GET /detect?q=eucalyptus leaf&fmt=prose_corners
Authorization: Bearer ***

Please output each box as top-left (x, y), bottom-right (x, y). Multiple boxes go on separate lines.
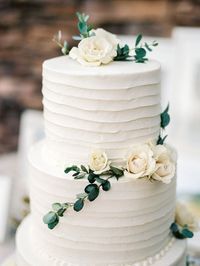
top-left (114, 44), bottom-right (130, 61)
top-left (102, 180), bottom-right (111, 191)
top-left (135, 34), bottom-right (142, 47)
top-left (78, 21), bottom-right (88, 35)
top-left (57, 208), bottom-right (66, 217)
top-left (72, 172), bottom-right (80, 177)
top-left (157, 134), bottom-right (168, 145)
top-left (170, 222), bottom-right (179, 233)
top-left (110, 166), bottom-right (124, 178)
top-left (153, 40), bottom-right (158, 46)
top-left (181, 228), bottom-right (194, 238)
top-left (85, 184), bottom-right (98, 194)
top-left (74, 172), bottom-right (86, 179)
top-left (88, 173), bottom-right (97, 183)
top-left (61, 41), bottom-right (69, 55)
top-left (72, 35), bottom-right (82, 41)
top-left (64, 165), bottom-right (80, 174)
top-left (52, 203), bottom-right (62, 212)
top-left (88, 186), bottom-right (99, 201)
top-left (74, 198), bottom-right (84, 212)
top-left (145, 42), bottom-right (152, 52)
top-left (43, 211), bottom-right (58, 225)
top-left (160, 104), bottom-right (170, 129)
top-left (81, 165), bottom-right (88, 173)
top-left (135, 48), bottom-right (146, 58)
top-left (48, 219), bottom-right (59, 230)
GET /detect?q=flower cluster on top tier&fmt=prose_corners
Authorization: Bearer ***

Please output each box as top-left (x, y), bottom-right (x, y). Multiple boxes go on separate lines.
top-left (53, 12), bottom-right (158, 66)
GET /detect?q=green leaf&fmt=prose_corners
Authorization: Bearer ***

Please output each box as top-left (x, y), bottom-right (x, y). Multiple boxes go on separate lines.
top-left (102, 180), bottom-right (111, 191)
top-left (76, 12), bottom-right (89, 23)
top-left (117, 44), bottom-right (122, 56)
top-left (85, 184), bottom-right (98, 194)
top-left (110, 166), bottom-right (124, 178)
top-left (52, 203), bottom-right (62, 212)
top-left (61, 41), bottom-right (69, 55)
top-left (57, 208), bottom-right (66, 217)
top-left (81, 165), bottom-right (88, 173)
top-left (99, 170), bottom-right (112, 176)
top-left (85, 184), bottom-right (99, 201)
top-left (74, 198), bottom-right (84, 212)
top-left (72, 172), bottom-right (80, 177)
top-left (64, 165), bottom-right (80, 174)
top-left (43, 211), bottom-right (58, 225)
top-left (72, 35), bottom-right (82, 41)
top-left (114, 44), bottom-right (131, 61)
top-left (169, 222), bottom-right (191, 239)
top-left (161, 113), bottom-right (170, 129)
top-left (160, 104), bottom-right (170, 129)
top-left (181, 228), bottom-right (194, 238)
top-left (78, 21), bottom-right (88, 35)
top-left (48, 219), bottom-right (59, 230)
top-left (145, 42), bottom-right (152, 52)
top-left (135, 34), bottom-right (142, 47)
top-left (170, 222), bottom-right (179, 233)
top-left (88, 173), bottom-right (97, 183)
top-left (87, 24), bottom-right (93, 32)
top-left (123, 44), bottom-right (129, 54)
top-left (157, 135), bottom-right (168, 145)
top-left (88, 186), bottom-right (99, 201)
top-left (74, 173), bottom-right (86, 179)
top-left (152, 40), bottom-right (159, 46)
top-left (135, 48), bottom-right (146, 58)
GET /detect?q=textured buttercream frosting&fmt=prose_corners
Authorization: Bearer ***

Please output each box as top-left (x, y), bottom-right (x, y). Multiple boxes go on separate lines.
top-left (16, 216), bottom-right (186, 266)
top-left (15, 56), bottom-right (183, 265)
top-left (42, 56), bottom-right (161, 167)
top-left (22, 141), bottom-right (177, 265)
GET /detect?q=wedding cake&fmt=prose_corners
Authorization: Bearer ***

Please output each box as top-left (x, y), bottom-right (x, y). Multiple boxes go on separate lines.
top-left (15, 13), bottom-right (198, 266)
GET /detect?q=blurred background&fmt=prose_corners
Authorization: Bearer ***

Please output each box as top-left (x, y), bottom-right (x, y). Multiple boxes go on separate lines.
top-left (0, 0), bottom-right (200, 265)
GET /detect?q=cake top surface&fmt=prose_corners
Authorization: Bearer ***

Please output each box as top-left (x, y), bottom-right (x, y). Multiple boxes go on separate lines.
top-left (43, 55), bottom-right (161, 77)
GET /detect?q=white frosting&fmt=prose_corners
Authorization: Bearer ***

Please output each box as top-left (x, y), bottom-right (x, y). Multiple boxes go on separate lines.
top-left (42, 56), bottom-right (161, 167)
top-left (14, 56), bottom-right (184, 266)
top-left (19, 141), bottom-right (178, 265)
top-left (16, 216), bottom-right (187, 266)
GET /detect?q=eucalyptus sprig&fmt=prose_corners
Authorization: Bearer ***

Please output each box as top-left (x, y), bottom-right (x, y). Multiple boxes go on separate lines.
top-left (53, 30), bottom-right (69, 55)
top-left (73, 12), bottom-right (94, 41)
top-left (114, 34), bottom-right (158, 63)
top-left (43, 164), bottom-right (124, 230)
top-left (170, 222), bottom-right (194, 239)
top-left (134, 34), bottom-right (158, 63)
top-left (157, 104), bottom-right (170, 145)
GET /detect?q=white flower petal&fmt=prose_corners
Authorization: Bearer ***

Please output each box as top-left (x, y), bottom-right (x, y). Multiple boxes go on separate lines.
top-left (69, 47), bottom-right (79, 60)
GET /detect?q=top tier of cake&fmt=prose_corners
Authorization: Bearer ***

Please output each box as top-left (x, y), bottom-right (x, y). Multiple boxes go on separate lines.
top-left (42, 56), bottom-right (161, 167)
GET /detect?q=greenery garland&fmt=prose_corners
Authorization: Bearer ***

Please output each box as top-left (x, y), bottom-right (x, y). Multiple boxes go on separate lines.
top-left (43, 165), bottom-right (123, 230)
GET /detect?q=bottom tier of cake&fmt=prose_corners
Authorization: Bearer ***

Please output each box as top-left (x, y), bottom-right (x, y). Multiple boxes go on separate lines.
top-left (16, 216), bottom-right (187, 266)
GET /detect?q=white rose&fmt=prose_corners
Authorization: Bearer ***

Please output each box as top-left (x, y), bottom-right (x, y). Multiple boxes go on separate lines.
top-left (89, 150), bottom-right (110, 174)
top-left (175, 202), bottom-right (199, 232)
top-left (91, 28), bottom-right (119, 47)
top-left (69, 29), bottom-right (119, 66)
top-left (124, 144), bottom-right (156, 179)
top-left (152, 145), bottom-right (176, 184)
